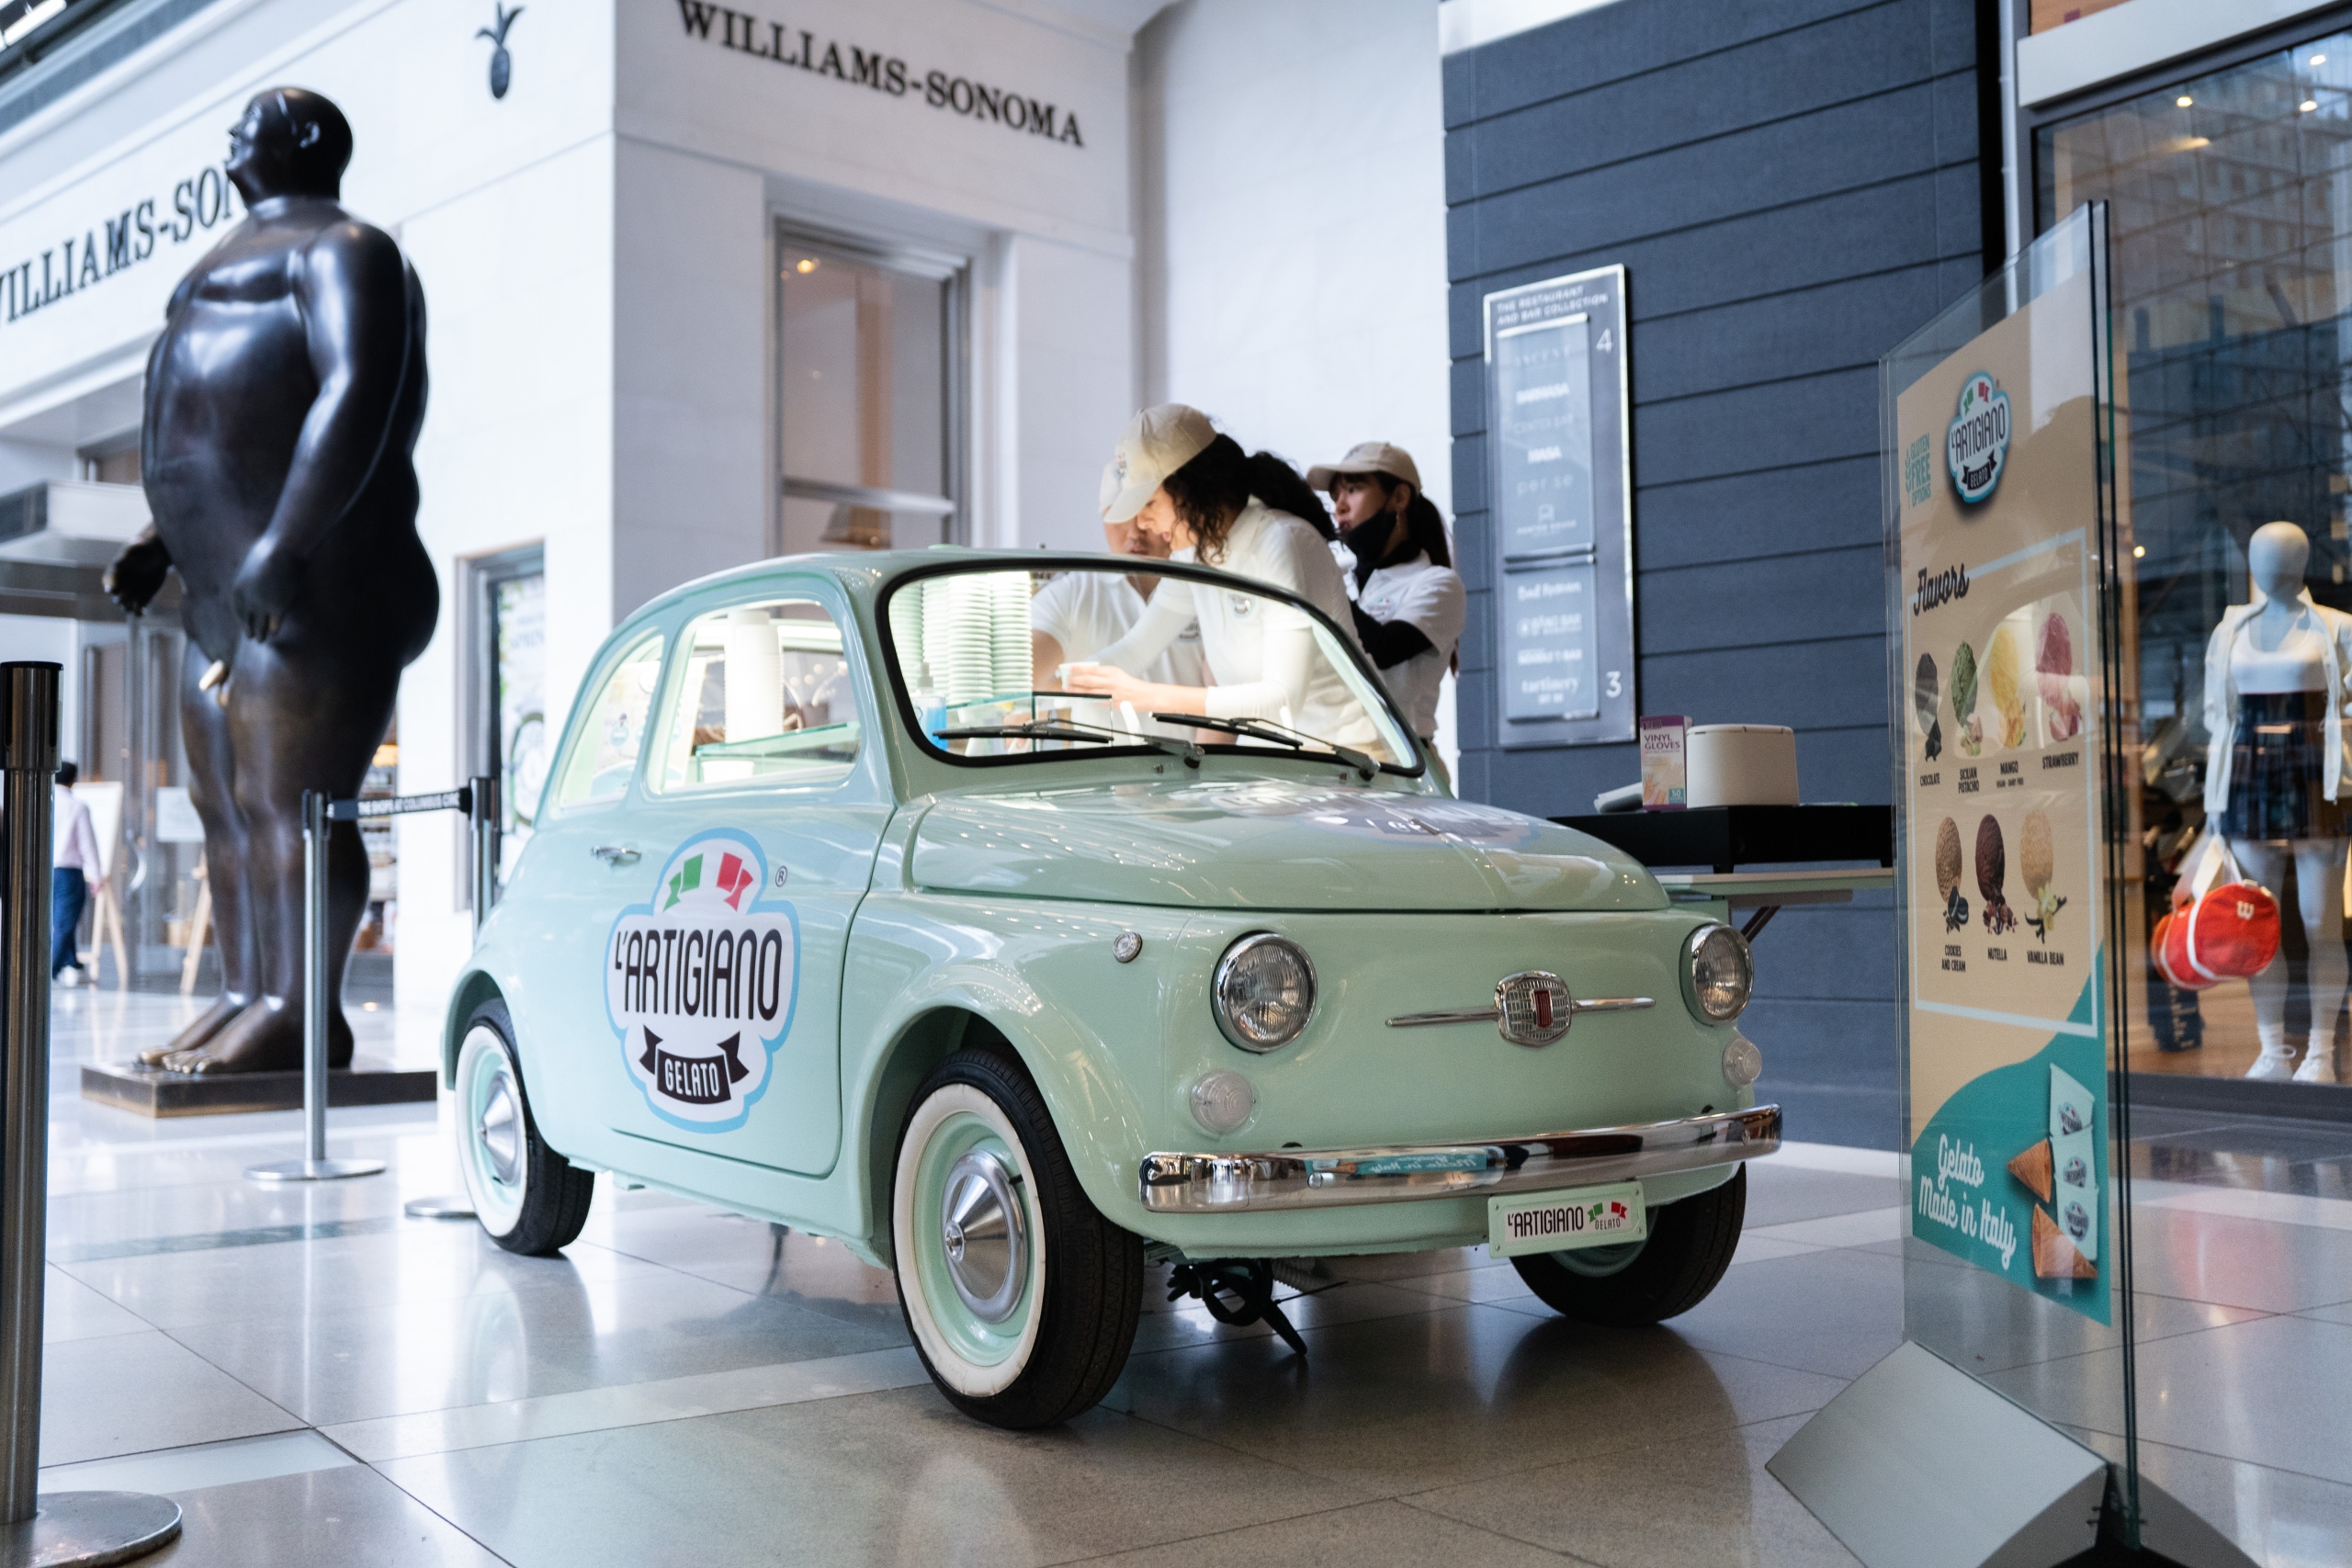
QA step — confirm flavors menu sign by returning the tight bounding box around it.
[1894,265,2112,1324]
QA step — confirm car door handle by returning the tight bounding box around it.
[590,844,639,865]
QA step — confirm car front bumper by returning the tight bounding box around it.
[1137,1104,1779,1213]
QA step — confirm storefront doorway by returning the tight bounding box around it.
[775,229,965,556]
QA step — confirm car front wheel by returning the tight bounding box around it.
[1510,1166,1746,1325]
[891,1047,1142,1429]
[456,1000,594,1257]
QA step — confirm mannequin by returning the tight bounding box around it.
[2200,521,2352,1083]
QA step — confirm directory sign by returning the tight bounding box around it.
[1484,266,1633,748]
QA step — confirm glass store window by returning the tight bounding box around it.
[775,231,962,555]
[2040,35,2352,1087]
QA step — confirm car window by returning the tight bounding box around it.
[654,598,861,793]
[880,563,1419,773]
[552,633,663,810]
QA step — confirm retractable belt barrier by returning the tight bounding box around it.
[0,662,184,1563]
[244,777,501,1188]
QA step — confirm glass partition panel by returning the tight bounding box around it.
[1885,205,2144,1532]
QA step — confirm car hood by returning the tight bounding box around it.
[907,778,1665,912]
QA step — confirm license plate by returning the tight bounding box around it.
[1487,1182,1647,1258]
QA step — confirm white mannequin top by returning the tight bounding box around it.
[2233,617,2331,694]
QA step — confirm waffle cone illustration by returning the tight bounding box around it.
[2032,1203,2096,1279]
[2008,1139,2053,1204]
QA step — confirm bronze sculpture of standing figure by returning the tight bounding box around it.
[107,88,435,1073]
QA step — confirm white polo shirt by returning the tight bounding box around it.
[1354,552,1464,739]
[1030,570,1207,689]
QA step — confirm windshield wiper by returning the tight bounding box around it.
[1148,714,1403,781]
[932,719,1202,767]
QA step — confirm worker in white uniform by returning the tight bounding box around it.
[1310,441,1464,776]
[1065,405,1377,749]
[1030,510,1208,691]
[52,761,102,986]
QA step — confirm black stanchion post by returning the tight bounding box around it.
[470,776,499,939]
[246,789,384,1183]
[405,779,497,1223]
[0,662,182,1564]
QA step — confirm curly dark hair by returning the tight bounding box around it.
[1160,435,1334,563]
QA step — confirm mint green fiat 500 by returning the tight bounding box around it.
[447,551,1778,1428]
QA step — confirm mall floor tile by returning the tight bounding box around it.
[41,1330,302,1466]
[146,1462,506,1567]
[377,1384,1377,1568]
[1409,1413,1864,1568]
[1988,1314,2352,1490]
[21,992,2351,1566]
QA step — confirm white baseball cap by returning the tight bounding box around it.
[1100,403,1216,524]
[1307,441,1422,494]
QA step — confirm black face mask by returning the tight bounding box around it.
[1341,509,1397,574]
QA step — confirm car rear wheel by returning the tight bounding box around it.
[456,1000,594,1257]
[891,1047,1142,1429]
[1510,1166,1746,1325]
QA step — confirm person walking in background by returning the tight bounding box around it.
[1310,442,1464,781]
[52,761,100,987]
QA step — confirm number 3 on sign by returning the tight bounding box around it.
[1605,671,1623,698]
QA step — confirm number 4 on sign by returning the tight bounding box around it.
[1595,328,1613,354]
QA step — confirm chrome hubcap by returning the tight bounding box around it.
[478,1071,522,1187]
[939,1150,1024,1324]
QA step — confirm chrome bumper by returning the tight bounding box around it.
[1137,1104,1780,1213]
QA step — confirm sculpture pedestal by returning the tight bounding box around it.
[79,1056,435,1118]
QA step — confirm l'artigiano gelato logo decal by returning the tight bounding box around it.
[607,832,797,1130]
[1947,371,2010,504]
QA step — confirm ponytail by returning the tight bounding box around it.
[1403,492,1451,569]
[1245,451,1336,541]
[1365,473,1452,569]
[1164,434,1338,559]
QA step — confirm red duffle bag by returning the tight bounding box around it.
[2158,852,2280,988]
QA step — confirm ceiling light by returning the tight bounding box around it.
[2177,95,2193,107]
[2305,99,2321,112]
[2314,53,2329,66]
[2132,545,2146,558]
[794,258,817,274]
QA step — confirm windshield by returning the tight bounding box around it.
[881,560,1420,773]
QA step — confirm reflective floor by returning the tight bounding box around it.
[32,990,2352,1566]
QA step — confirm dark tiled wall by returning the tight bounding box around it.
[1444,0,1990,1148]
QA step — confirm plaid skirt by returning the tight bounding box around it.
[2219,692,2345,840]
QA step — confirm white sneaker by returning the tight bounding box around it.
[2295,1052,2337,1085]
[52,968,81,988]
[2245,1049,2298,1081]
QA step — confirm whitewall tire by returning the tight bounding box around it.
[891,1047,1142,1428]
[456,1000,594,1256]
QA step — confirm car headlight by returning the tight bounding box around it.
[1684,924,1753,1023]
[1212,933,1316,1052]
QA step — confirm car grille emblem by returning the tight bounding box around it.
[1495,971,1572,1047]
